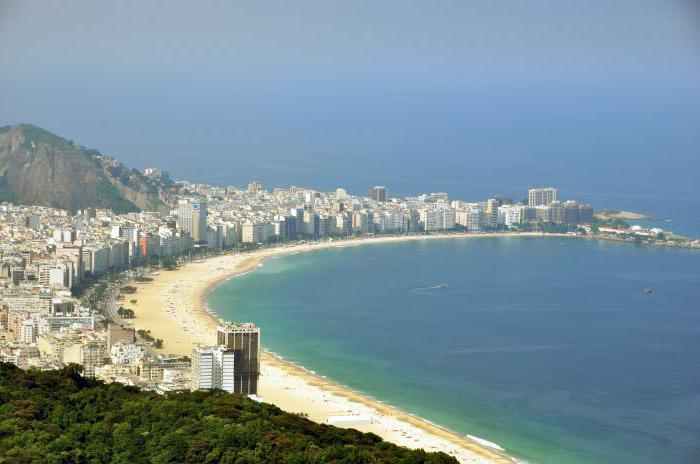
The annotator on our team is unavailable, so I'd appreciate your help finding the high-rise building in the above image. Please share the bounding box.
[371,186,388,202]
[484,198,500,228]
[528,188,557,206]
[177,199,208,243]
[191,347,215,390]
[577,203,594,224]
[247,181,262,194]
[191,346,236,393]
[498,204,522,228]
[241,222,271,244]
[456,206,481,231]
[81,342,107,378]
[217,323,260,395]
[303,210,320,237]
[283,216,298,241]
[20,319,36,344]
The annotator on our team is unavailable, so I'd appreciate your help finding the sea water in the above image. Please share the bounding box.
[208,237,700,464]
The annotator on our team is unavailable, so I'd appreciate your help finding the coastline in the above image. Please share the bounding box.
[130,233,561,463]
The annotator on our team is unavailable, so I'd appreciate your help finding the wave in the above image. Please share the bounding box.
[466,434,505,451]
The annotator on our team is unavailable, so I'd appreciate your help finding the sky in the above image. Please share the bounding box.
[1,0,699,217]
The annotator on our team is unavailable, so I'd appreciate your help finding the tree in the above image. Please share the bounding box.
[0,363,458,464]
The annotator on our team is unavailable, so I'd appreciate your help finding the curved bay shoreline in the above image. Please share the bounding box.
[130,232,568,464]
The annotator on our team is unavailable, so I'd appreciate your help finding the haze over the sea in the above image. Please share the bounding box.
[1,1,700,233]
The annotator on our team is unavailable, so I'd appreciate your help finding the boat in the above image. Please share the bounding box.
[436,283,447,288]
[644,288,653,294]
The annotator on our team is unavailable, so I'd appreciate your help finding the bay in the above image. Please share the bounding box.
[208,237,700,464]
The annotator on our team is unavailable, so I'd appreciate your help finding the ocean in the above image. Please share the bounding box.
[208,236,700,464]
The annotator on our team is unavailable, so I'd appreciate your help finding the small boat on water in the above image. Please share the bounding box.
[644,288,653,294]
[436,283,447,288]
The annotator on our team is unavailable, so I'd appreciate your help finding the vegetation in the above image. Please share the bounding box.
[116,306,135,318]
[590,217,629,232]
[136,329,163,349]
[162,255,178,270]
[134,276,154,282]
[0,364,456,464]
[120,285,137,294]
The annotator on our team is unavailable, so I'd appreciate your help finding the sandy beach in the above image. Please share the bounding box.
[130,233,557,463]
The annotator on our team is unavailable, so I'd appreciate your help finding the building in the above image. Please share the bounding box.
[81,342,108,378]
[143,167,170,181]
[241,222,271,244]
[191,347,215,390]
[20,319,36,344]
[420,207,455,232]
[191,346,235,393]
[247,181,262,194]
[38,262,69,288]
[498,204,522,228]
[303,210,320,237]
[371,186,388,202]
[484,198,500,228]
[81,245,110,275]
[139,359,190,384]
[528,188,557,206]
[110,342,144,365]
[177,199,208,243]
[216,323,260,395]
[456,206,481,231]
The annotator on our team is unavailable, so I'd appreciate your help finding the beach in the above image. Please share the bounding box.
[129,233,554,463]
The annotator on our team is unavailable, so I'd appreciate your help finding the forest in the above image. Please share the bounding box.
[0,363,457,464]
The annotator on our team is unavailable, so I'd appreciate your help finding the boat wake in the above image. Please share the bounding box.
[410,283,448,292]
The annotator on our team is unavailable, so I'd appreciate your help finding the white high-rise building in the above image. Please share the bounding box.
[191,346,236,393]
[456,206,482,231]
[20,319,36,344]
[420,206,456,231]
[191,348,215,390]
[528,188,557,206]
[498,204,522,228]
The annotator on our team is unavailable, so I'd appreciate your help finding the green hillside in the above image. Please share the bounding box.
[0,363,457,464]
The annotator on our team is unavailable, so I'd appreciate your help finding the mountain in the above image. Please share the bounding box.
[0,363,457,464]
[0,124,169,213]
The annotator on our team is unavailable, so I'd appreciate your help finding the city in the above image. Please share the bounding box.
[3,173,696,396]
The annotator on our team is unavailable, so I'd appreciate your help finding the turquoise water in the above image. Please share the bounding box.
[207,237,700,464]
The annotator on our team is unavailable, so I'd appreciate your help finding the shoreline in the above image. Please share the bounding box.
[130,232,564,463]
